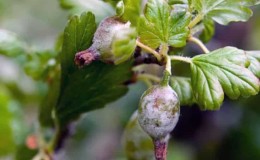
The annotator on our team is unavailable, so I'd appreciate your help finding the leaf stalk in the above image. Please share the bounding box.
[136,40,162,61]
[169,55,192,64]
[188,14,204,29]
[188,36,210,53]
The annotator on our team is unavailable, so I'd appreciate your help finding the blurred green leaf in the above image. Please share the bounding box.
[123,111,154,160]
[138,0,191,49]
[103,0,121,6]
[169,0,188,5]
[59,0,115,22]
[39,73,60,127]
[247,51,260,78]
[116,1,124,17]
[0,90,15,156]
[24,50,58,80]
[189,0,255,25]
[121,0,142,25]
[15,139,37,160]
[55,12,133,125]
[191,47,260,110]
[199,18,215,43]
[0,88,24,156]
[0,29,28,57]
[170,77,195,106]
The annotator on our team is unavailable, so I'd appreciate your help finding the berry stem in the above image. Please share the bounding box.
[165,55,171,75]
[159,44,169,57]
[160,70,171,86]
[160,55,172,86]
[153,138,168,160]
[136,40,162,61]
[188,36,210,54]
[160,44,171,86]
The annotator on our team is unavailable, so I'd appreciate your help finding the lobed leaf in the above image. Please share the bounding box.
[189,0,256,25]
[121,0,142,26]
[247,51,260,78]
[191,47,260,110]
[138,0,190,49]
[199,18,215,43]
[55,12,133,125]
[170,77,195,106]
[0,29,28,57]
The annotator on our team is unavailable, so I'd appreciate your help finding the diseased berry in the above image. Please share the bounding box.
[138,84,180,160]
[138,85,180,139]
[75,16,134,66]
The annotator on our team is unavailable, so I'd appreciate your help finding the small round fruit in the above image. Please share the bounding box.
[138,85,180,139]
[75,17,134,66]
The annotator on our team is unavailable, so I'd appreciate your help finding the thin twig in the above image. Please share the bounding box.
[136,40,162,61]
[188,36,210,53]
[137,73,161,83]
[165,56,171,75]
[169,55,192,64]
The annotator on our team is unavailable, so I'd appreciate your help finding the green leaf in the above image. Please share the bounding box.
[112,27,137,65]
[189,0,254,25]
[59,0,115,22]
[56,12,132,125]
[138,0,191,49]
[15,143,37,160]
[116,1,124,17]
[0,90,15,156]
[0,29,28,57]
[170,77,195,106]
[0,88,25,156]
[191,47,260,110]
[39,73,60,127]
[199,18,215,43]
[241,0,260,6]
[169,0,188,5]
[121,0,142,25]
[24,50,57,80]
[247,51,260,78]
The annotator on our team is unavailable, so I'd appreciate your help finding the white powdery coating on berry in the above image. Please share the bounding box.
[138,85,180,139]
[91,17,130,60]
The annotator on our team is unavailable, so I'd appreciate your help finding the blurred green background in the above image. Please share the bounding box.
[0,0,260,160]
